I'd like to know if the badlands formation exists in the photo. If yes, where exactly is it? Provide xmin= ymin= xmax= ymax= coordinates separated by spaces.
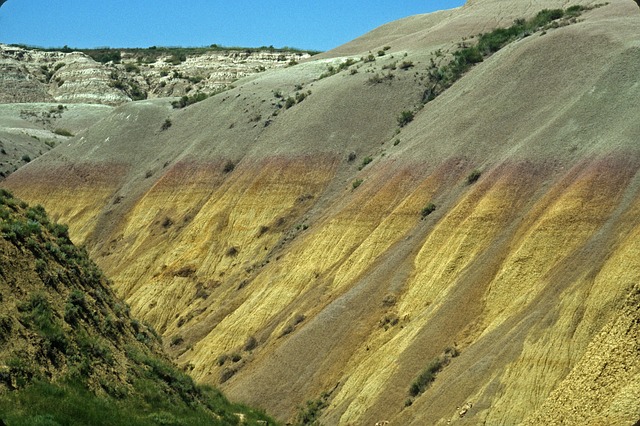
xmin=2 ymin=0 xmax=640 ymax=424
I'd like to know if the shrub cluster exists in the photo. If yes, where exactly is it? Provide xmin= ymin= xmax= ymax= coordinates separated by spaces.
xmin=171 ymin=93 xmax=208 ymax=109
xmin=424 ymin=6 xmax=594 ymax=105
xmin=408 ymin=346 xmax=460 ymax=398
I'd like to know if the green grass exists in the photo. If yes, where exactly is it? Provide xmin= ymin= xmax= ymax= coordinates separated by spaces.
xmin=0 ymin=380 xmax=275 ymax=426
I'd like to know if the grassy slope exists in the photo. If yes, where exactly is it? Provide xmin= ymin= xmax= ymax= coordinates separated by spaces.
xmin=2 ymin=0 xmax=640 ymax=424
xmin=0 ymin=189 xmax=275 ymax=425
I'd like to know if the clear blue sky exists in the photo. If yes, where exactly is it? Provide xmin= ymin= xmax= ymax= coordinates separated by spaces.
xmin=0 ymin=1 xmax=465 ymax=51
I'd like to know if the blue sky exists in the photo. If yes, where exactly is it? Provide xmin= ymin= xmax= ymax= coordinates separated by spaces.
xmin=0 ymin=1 xmax=465 ymax=51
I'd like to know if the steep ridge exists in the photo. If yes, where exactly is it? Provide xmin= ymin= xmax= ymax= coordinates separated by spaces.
xmin=0 ymin=190 xmax=275 ymax=424
xmin=3 ymin=0 xmax=640 ymax=424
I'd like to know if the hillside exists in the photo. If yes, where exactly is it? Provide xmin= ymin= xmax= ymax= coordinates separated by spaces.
xmin=0 ymin=45 xmax=312 ymax=181
xmin=0 ymin=44 xmax=313 ymax=105
xmin=2 ymin=0 xmax=640 ymax=424
xmin=0 ymin=189 xmax=274 ymax=425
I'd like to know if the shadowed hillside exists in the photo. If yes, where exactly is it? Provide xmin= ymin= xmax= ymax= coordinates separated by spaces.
xmin=2 ymin=0 xmax=640 ymax=424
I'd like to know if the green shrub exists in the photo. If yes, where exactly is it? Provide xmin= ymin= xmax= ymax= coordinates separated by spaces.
xmin=243 ymin=336 xmax=257 ymax=351
xmin=284 ymin=97 xmax=296 ymax=109
xmin=124 ymin=63 xmax=140 ymax=73
xmin=21 ymin=154 xmax=31 ymax=162
xmin=53 ymin=128 xmax=74 ymax=137
xmin=161 ymin=119 xmax=172 ymax=131
xmin=318 ymin=65 xmax=338 ymax=79
xmin=397 ymin=110 xmax=414 ymax=127
xmin=294 ymin=392 xmax=330 ymax=425
xmin=360 ymin=157 xmax=373 ymax=168
xmin=171 ymin=93 xmax=208 ymax=109
xmin=421 ymin=203 xmax=436 ymax=218
xmin=566 ymin=5 xmax=585 ymax=15
xmin=363 ymin=54 xmax=376 ymax=63
xmin=338 ymin=58 xmax=357 ymax=70
xmin=367 ymin=72 xmax=394 ymax=84
xmin=64 ymin=290 xmax=88 ymax=325
xmin=216 ymin=354 xmax=229 ymax=366
xmin=409 ymin=358 xmax=444 ymax=397
xmin=88 ymin=50 xmax=122 ymax=64
xmin=223 ymin=161 xmax=235 ymax=173
xmin=399 ymin=60 xmax=414 ymax=70
xmin=352 ymin=179 xmax=363 ymax=190
xmin=295 ymin=91 xmax=309 ymax=103
xmin=168 ymin=53 xmax=187 ymax=65
xmin=466 ymin=169 xmax=482 ymax=184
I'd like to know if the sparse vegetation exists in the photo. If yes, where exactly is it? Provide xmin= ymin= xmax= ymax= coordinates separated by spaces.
xmin=338 ymin=58 xmax=357 ymax=70
xmin=423 ymin=6 xmax=597 ymax=105
xmin=319 ymin=65 xmax=337 ymax=80
xmin=367 ymin=72 xmax=394 ymax=85
xmin=380 ymin=313 xmax=400 ymax=330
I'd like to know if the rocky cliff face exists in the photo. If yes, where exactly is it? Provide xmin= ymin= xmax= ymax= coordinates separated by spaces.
xmin=3 ymin=0 xmax=640 ymax=425
xmin=0 ymin=44 xmax=312 ymax=105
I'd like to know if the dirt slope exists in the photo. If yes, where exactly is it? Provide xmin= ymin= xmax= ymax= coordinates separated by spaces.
xmin=3 ymin=0 xmax=640 ymax=424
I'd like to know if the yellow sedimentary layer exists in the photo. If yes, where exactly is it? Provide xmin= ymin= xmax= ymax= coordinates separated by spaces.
xmin=4 ymin=164 xmax=125 ymax=244
xmin=98 ymin=156 xmax=340 ymax=338
xmin=5 ymin=154 xmax=640 ymax=425
xmin=331 ymin=162 xmax=545 ymax=423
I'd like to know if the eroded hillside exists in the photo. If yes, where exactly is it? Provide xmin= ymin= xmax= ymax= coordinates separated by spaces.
xmin=3 ymin=0 xmax=640 ymax=424
xmin=0 ymin=44 xmax=312 ymax=105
